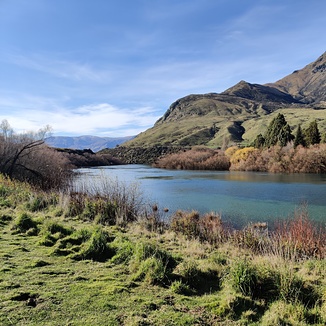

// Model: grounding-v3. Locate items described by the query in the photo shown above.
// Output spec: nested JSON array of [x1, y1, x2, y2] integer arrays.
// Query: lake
[[75, 165, 326, 228]]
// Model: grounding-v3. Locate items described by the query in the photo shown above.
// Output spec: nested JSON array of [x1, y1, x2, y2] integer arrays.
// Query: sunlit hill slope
[[125, 52, 326, 148]]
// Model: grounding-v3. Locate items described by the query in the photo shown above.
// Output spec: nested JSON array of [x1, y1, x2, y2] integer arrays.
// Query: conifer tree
[[321, 132, 326, 143], [304, 120, 321, 146], [294, 124, 306, 148], [264, 113, 293, 147], [253, 133, 265, 148]]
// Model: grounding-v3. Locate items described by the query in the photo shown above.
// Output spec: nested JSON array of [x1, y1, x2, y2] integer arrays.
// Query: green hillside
[[125, 52, 326, 148]]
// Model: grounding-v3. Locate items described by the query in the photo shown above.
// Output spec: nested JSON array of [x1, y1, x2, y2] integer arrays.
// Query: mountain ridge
[[125, 52, 326, 148]]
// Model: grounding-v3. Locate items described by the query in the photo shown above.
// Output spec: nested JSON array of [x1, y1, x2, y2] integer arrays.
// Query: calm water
[[75, 165, 326, 228]]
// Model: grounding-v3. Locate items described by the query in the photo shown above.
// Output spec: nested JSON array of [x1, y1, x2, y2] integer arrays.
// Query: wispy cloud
[[8, 54, 110, 82]]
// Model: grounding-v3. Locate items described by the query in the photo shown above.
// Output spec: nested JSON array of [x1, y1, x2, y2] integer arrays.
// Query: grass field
[[0, 176, 325, 325]]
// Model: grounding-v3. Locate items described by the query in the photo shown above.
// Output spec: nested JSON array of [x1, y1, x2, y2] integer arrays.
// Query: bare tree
[[0, 120, 72, 189]]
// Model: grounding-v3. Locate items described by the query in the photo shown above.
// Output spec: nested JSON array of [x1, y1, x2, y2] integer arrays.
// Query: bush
[[154, 147, 230, 170], [272, 207, 326, 260], [170, 210, 200, 239]]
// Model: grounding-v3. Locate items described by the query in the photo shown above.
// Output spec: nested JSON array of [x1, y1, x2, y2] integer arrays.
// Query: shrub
[[154, 147, 230, 170], [170, 210, 200, 239], [272, 207, 326, 260], [198, 212, 227, 245]]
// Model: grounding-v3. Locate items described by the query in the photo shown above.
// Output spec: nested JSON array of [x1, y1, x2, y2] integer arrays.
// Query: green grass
[[0, 176, 325, 325]]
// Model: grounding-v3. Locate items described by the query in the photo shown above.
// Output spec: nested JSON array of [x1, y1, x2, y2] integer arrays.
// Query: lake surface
[[75, 165, 326, 228]]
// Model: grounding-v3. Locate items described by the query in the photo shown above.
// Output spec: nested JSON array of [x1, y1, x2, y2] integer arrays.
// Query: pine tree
[[264, 113, 293, 147], [278, 124, 294, 147], [253, 134, 265, 148], [294, 124, 306, 148], [304, 120, 321, 146], [321, 132, 326, 143]]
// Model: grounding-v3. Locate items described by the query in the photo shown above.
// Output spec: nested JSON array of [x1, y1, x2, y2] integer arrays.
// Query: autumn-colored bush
[[272, 206, 326, 259], [229, 144, 326, 173], [154, 147, 230, 170]]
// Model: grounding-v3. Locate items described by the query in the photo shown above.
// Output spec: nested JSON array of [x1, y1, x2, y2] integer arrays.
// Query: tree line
[[253, 113, 325, 148]]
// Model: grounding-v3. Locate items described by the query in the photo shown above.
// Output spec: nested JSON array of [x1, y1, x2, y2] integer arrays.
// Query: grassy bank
[[0, 175, 325, 325]]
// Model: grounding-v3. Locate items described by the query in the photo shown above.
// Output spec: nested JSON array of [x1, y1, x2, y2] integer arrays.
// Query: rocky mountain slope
[[125, 52, 326, 148]]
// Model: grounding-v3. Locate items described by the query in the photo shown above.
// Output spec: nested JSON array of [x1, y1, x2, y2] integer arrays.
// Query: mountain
[[45, 135, 135, 151], [125, 52, 326, 148]]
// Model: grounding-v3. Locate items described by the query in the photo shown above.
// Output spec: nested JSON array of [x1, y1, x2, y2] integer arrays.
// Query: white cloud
[[0, 97, 160, 137]]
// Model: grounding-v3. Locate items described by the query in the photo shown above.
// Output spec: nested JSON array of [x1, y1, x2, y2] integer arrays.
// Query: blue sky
[[0, 0, 325, 137]]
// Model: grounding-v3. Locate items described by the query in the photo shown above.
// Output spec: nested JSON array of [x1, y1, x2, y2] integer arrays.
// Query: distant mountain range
[[45, 135, 135, 151], [124, 52, 326, 148]]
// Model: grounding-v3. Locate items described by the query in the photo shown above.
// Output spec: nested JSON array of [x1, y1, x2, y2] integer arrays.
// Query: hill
[[45, 135, 135, 151], [125, 52, 326, 148]]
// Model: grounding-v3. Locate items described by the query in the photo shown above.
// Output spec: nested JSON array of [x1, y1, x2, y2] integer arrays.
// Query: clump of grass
[[174, 259, 201, 286], [198, 212, 228, 245], [0, 213, 13, 225], [11, 212, 38, 235], [110, 236, 134, 264], [50, 228, 91, 256], [38, 220, 74, 246], [26, 193, 56, 212], [170, 210, 228, 245], [130, 241, 177, 285], [71, 174, 145, 226], [227, 258, 258, 298], [260, 300, 309, 325], [71, 226, 114, 261], [170, 280, 192, 295], [232, 222, 269, 253]]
